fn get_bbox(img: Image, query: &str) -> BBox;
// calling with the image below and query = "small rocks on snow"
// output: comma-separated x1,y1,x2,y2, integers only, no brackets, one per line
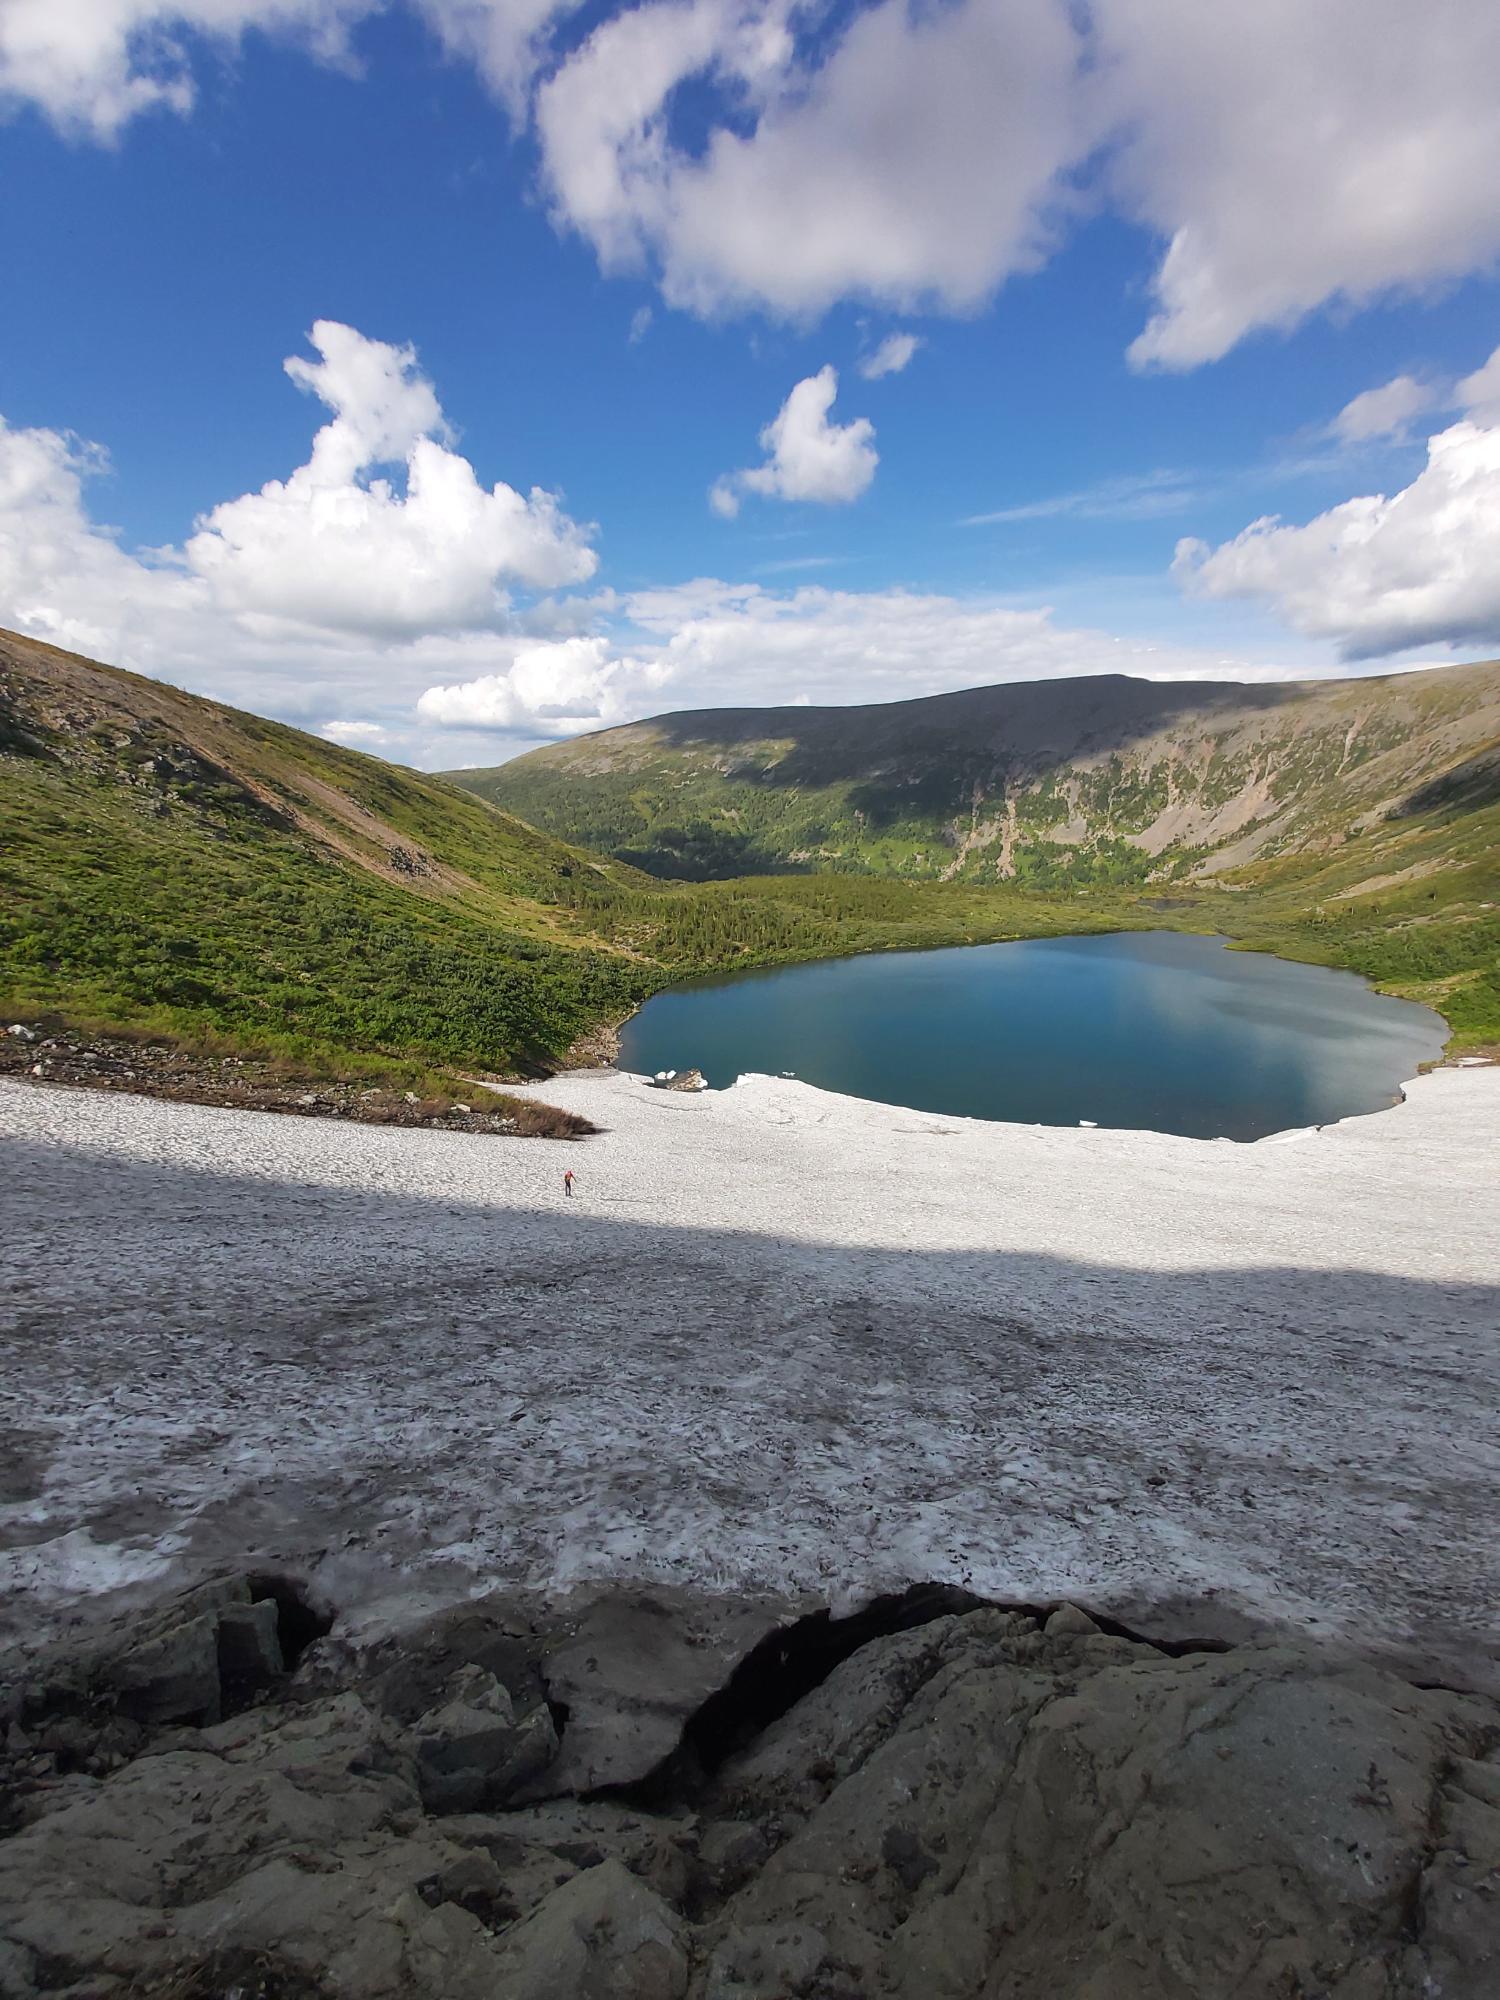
650,1067,709,1093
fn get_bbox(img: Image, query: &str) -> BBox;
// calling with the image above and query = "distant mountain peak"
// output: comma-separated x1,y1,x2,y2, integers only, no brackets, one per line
447,662,1500,890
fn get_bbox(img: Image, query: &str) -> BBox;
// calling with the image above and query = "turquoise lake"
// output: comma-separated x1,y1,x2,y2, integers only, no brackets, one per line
617,931,1448,1141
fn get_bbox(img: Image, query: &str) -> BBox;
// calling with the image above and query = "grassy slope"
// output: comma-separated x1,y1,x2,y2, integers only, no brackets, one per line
452,664,1500,889
0,631,1181,1078
1215,798,1500,1051
451,667,1500,1052
3,632,1494,1074
0,634,654,1076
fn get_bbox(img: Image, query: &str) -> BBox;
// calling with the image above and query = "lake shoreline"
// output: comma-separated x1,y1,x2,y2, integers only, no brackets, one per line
615,929,1449,1142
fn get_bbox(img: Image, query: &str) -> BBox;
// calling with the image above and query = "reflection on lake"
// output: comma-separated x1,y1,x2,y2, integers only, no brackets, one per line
618,931,1448,1141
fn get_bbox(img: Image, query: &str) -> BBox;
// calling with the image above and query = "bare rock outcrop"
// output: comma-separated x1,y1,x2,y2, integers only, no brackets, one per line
1,1581,1497,1999
413,1664,558,1812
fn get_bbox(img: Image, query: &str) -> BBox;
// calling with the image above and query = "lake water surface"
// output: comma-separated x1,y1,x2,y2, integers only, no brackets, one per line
617,931,1448,1140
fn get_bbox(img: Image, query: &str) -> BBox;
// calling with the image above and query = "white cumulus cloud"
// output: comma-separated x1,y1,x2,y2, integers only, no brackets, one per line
0,417,201,663
183,321,596,637
1098,0,1500,369
713,367,877,518
534,0,1085,320
0,324,603,752
0,0,376,139
411,0,588,114
1175,345,1500,657
10,0,1500,372
320,718,388,743
532,0,1500,366
416,634,671,734
1456,347,1500,424
0,0,587,137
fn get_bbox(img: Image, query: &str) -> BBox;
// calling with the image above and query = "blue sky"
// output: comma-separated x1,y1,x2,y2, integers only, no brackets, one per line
2,0,1499,766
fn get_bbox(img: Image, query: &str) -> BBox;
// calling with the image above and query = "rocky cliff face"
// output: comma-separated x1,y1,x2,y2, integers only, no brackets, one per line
453,661,1500,887
3,1578,1497,1999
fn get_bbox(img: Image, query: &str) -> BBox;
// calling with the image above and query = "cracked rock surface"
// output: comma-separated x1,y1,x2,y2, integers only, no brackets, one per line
3,1581,1498,1999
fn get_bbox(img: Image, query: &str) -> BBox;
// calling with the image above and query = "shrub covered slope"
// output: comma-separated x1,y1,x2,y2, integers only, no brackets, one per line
5,630,1496,1074
2,631,1175,1078
453,665,1500,1051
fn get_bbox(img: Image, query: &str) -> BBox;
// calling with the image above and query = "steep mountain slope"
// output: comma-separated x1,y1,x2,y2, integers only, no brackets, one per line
0,628,665,1075
453,663,1500,890
5,631,1495,1072
2,630,1156,1075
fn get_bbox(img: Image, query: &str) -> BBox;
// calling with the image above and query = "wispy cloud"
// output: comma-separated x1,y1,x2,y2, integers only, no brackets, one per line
859,332,923,380
961,469,1199,527
1328,372,1441,444
754,554,849,575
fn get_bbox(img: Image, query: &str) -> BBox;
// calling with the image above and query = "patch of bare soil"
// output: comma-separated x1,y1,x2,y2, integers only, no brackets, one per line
559,1015,624,1068
0,1023,594,1139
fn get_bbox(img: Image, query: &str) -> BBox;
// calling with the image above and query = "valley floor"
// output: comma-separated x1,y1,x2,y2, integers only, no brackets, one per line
1,1064,1497,1688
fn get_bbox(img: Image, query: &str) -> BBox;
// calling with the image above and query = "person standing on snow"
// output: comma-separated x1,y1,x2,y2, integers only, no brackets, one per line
563,1169,576,1197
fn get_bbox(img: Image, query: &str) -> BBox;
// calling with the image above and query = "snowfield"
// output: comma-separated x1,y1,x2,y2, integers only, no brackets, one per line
2,1066,1497,1685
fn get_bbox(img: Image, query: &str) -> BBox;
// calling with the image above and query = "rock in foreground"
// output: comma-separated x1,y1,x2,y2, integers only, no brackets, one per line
1,1581,1497,1999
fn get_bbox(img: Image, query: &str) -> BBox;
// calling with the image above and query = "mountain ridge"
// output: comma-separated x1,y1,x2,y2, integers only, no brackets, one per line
3,630,1496,1072
450,661,1500,890
3,627,1179,1078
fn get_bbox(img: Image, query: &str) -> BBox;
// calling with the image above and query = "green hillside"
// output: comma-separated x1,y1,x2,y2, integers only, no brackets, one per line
0,631,1178,1080
3,632,1495,1079
0,630,659,1077
451,664,1500,887
449,664,1500,1051
1197,779,1500,1051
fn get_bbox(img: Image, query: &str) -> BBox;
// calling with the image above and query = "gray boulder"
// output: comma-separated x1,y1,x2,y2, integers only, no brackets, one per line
412,1664,558,1812
104,1612,223,1727
492,1857,689,1999
535,1585,796,1794
691,1605,1500,1999
699,1922,829,2000
215,1599,284,1705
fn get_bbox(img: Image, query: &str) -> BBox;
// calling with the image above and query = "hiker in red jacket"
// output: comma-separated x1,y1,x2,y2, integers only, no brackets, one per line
563,1169,576,1197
